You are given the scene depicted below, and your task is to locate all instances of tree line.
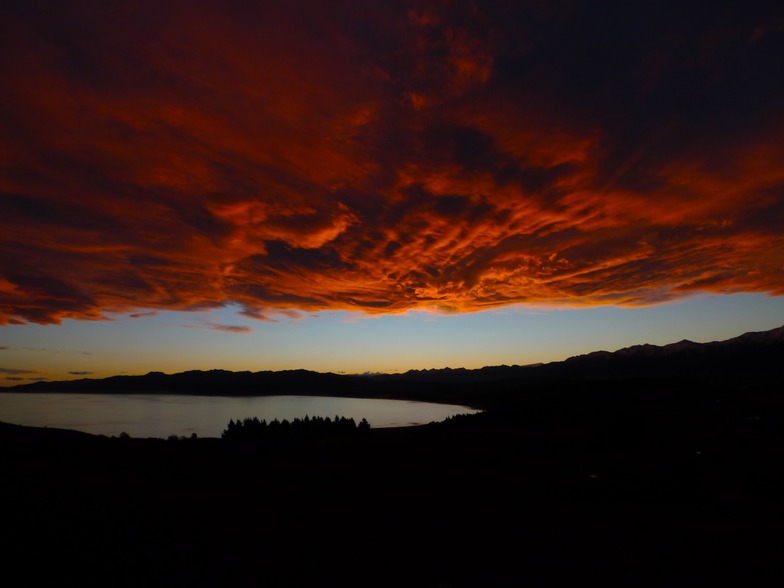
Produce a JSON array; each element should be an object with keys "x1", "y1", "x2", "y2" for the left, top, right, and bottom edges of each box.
[{"x1": 222, "y1": 415, "x2": 370, "y2": 442}]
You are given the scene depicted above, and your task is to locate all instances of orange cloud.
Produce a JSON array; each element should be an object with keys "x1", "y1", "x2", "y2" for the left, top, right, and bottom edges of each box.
[{"x1": 1, "y1": 1, "x2": 783, "y2": 324}]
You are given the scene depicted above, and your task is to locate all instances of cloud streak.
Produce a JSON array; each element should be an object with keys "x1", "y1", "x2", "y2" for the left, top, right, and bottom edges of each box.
[
  {"x1": 181, "y1": 323, "x2": 253, "y2": 334},
  {"x1": 129, "y1": 311, "x2": 158, "y2": 319},
  {"x1": 0, "y1": 367, "x2": 37, "y2": 374},
  {"x1": 207, "y1": 325, "x2": 252, "y2": 334},
  {"x1": 1, "y1": 1, "x2": 783, "y2": 325}
]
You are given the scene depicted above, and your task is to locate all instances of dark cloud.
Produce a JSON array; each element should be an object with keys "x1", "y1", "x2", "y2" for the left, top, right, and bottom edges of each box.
[
  {"x1": 209, "y1": 325, "x2": 251, "y2": 334},
  {"x1": 0, "y1": 367, "x2": 37, "y2": 374},
  {"x1": 5, "y1": 377, "x2": 24, "y2": 381},
  {"x1": 130, "y1": 311, "x2": 158, "y2": 319},
  {"x1": 182, "y1": 323, "x2": 252, "y2": 334},
  {"x1": 1, "y1": 0, "x2": 783, "y2": 323},
  {"x1": 68, "y1": 371, "x2": 93, "y2": 375}
]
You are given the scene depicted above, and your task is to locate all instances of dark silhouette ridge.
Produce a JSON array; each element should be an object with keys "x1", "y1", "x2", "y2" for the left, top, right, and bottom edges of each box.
[
  {"x1": 375, "y1": 324, "x2": 784, "y2": 383},
  {"x1": 0, "y1": 368, "x2": 354, "y2": 396},
  {"x1": 3, "y1": 325, "x2": 783, "y2": 411}
]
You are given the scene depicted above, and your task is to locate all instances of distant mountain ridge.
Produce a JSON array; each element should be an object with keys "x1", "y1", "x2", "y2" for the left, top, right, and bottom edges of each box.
[
  {"x1": 541, "y1": 324, "x2": 784, "y2": 381},
  {"x1": 576, "y1": 324, "x2": 784, "y2": 361},
  {"x1": 1, "y1": 368, "x2": 354, "y2": 396},
  {"x1": 376, "y1": 325, "x2": 784, "y2": 383},
  {"x1": 3, "y1": 325, "x2": 783, "y2": 398}
]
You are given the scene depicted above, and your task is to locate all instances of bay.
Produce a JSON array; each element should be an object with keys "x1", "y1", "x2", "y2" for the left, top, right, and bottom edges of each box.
[{"x1": 0, "y1": 392, "x2": 479, "y2": 438}]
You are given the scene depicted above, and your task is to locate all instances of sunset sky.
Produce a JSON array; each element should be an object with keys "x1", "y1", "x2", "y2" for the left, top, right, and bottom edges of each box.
[{"x1": 2, "y1": 0, "x2": 784, "y2": 382}]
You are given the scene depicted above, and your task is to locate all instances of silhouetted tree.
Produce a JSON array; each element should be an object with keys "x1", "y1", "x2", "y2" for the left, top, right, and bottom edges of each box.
[{"x1": 221, "y1": 414, "x2": 368, "y2": 443}]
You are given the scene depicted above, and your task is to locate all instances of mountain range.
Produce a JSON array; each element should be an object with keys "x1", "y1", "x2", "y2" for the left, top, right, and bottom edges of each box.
[{"x1": 3, "y1": 325, "x2": 783, "y2": 405}]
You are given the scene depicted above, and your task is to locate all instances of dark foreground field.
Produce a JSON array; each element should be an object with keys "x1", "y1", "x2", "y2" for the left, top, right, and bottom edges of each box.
[{"x1": 4, "y1": 378, "x2": 784, "y2": 587}]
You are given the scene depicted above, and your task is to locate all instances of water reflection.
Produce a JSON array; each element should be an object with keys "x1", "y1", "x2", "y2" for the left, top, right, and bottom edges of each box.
[{"x1": 0, "y1": 393, "x2": 480, "y2": 438}]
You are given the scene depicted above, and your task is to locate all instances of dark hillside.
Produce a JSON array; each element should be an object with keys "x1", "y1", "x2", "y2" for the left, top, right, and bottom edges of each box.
[
  {"x1": 3, "y1": 326, "x2": 784, "y2": 585},
  {"x1": 4, "y1": 374, "x2": 784, "y2": 586}
]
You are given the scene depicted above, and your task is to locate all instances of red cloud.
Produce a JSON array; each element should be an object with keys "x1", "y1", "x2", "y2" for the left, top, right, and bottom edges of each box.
[{"x1": 1, "y1": 1, "x2": 783, "y2": 324}]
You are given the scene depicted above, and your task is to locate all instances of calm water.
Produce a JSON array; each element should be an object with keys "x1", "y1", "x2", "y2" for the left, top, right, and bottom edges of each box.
[{"x1": 0, "y1": 393, "x2": 480, "y2": 438}]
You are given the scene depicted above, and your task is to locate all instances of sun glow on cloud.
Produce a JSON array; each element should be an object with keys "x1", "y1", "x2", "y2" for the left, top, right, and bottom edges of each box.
[{"x1": 1, "y1": 1, "x2": 783, "y2": 326}]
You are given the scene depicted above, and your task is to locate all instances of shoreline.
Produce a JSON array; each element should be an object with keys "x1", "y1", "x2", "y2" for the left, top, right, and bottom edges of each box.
[{"x1": 4, "y1": 392, "x2": 784, "y2": 585}]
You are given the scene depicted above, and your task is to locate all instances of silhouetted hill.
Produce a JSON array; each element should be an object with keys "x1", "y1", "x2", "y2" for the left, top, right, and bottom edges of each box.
[
  {"x1": 370, "y1": 324, "x2": 784, "y2": 384},
  {"x1": 536, "y1": 324, "x2": 784, "y2": 381},
  {"x1": 1, "y1": 368, "x2": 357, "y2": 396}
]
